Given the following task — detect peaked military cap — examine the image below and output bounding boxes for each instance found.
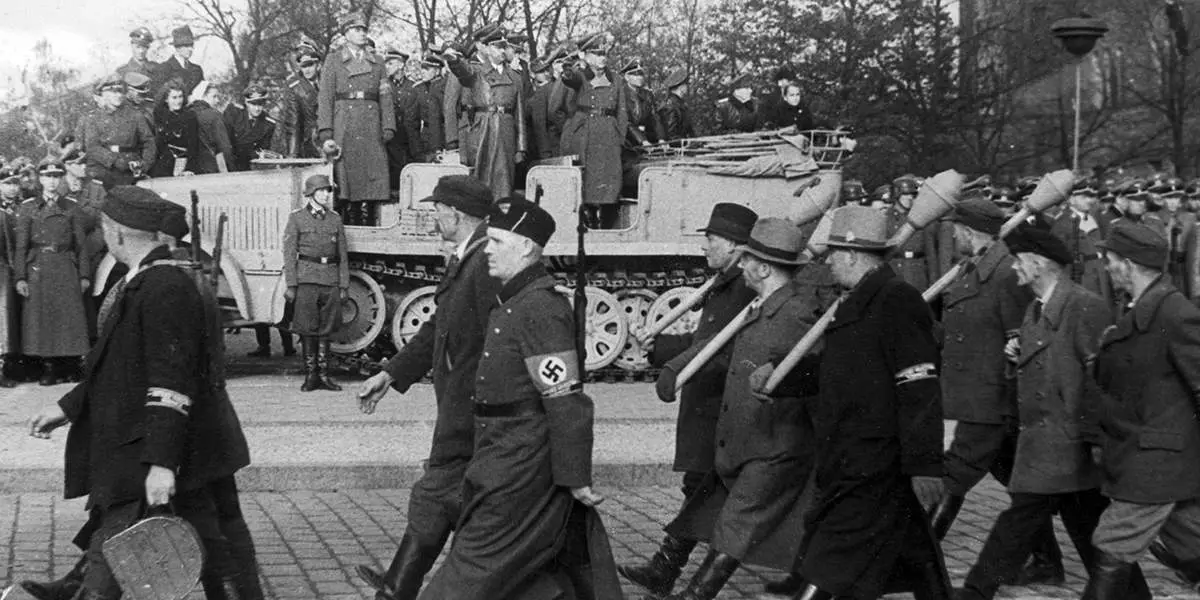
[1071,175,1100,196]
[472,24,506,44]
[341,12,368,33]
[663,67,689,89]
[123,71,151,93]
[130,27,154,47]
[420,51,445,69]
[577,32,611,53]
[96,73,126,94]
[36,158,65,176]
[491,197,556,247]
[1150,174,1186,198]
[243,85,269,104]
[384,48,410,62]
[620,58,645,76]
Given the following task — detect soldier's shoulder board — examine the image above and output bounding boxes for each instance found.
[288,79,301,89]
[265,116,277,124]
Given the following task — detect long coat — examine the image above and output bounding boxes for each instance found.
[446,59,528,198]
[626,84,665,145]
[1095,277,1200,504]
[385,76,425,186]
[528,81,555,159]
[652,266,755,473]
[800,265,945,600]
[150,105,201,177]
[0,207,16,354]
[1050,208,1113,311]
[318,46,395,202]
[658,93,695,141]
[560,66,628,206]
[14,196,90,357]
[941,243,1032,423]
[1008,279,1110,494]
[58,246,250,509]
[189,101,234,175]
[666,282,819,571]
[283,73,321,158]
[415,76,446,156]
[417,265,621,600]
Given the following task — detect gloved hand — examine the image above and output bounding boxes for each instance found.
[655,366,678,403]
[514,151,526,164]
[383,129,394,143]
[15,280,28,297]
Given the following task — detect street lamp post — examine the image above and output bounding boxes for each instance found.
[1051,15,1108,172]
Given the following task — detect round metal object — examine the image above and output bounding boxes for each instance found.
[644,286,702,337]
[559,286,629,371]
[330,270,388,354]
[1051,16,1108,56]
[391,285,439,350]
[614,289,660,371]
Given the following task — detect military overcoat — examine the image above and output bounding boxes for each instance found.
[445,59,528,198]
[14,196,90,356]
[318,47,395,202]
[80,104,156,188]
[283,73,321,159]
[560,65,629,206]
[415,76,446,157]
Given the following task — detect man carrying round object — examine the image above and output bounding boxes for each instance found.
[283,174,349,392]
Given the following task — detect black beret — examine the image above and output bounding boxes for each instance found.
[101,186,180,233]
[1005,223,1072,266]
[159,205,190,240]
[490,197,556,247]
[419,175,492,219]
[1099,221,1168,269]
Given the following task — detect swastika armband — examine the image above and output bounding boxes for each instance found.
[895,363,937,385]
[146,387,192,416]
[524,351,582,398]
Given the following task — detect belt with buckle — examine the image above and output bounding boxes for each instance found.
[108,145,138,153]
[474,398,544,418]
[335,91,380,102]
[1079,253,1103,262]
[901,251,925,259]
[36,244,69,253]
[298,253,339,265]
[477,105,513,114]
[584,107,616,117]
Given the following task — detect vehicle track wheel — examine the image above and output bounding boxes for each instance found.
[556,286,630,372]
[644,286,702,337]
[614,289,660,371]
[330,270,388,354]
[391,286,439,350]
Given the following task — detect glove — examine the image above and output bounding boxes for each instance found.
[514,151,526,164]
[655,366,678,403]
[285,286,296,301]
[15,280,28,297]
[383,129,394,143]
[318,129,334,143]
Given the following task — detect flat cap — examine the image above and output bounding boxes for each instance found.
[129,27,154,46]
[419,175,493,219]
[948,196,1006,235]
[490,197,556,247]
[1005,223,1072,266]
[1099,221,1168,269]
[102,186,181,233]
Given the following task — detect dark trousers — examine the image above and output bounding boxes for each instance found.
[253,300,295,350]
[964,488,1108,598]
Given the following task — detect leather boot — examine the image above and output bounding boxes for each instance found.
[764,573,806,595]
[1010,521,1065,586]
[1149,540,1200,589]
[1080,554,1150,600]
[38,359,57,386]
[300,338,321,392]
[0,355,17,388]
[931,495,965,540]
[617,535,697,596]
[21,555,87,600]
[662,551,738,600]
[792,583,835,600]
[356,534,443,600]
[316,339,342,391]
[280,333,296,357]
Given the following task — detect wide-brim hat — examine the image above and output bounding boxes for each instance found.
[738,218,808,266]
[1098,221,1169,269]
[419,174,493,219]
[698,202,758,244]
[824,205,890,251]
[303,174,335,196]
[663,68,689,89]
[171,25,195,47]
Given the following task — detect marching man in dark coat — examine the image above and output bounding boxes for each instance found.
[14,160,90,386]
[763,205,951,599]
[954,224,1112,600]
[1085,221,1200,598]
[929,198,1065,584]
[282,174,349,392]
[28,185,253,600]
[416,198,621,599]
[356,176,499,600]
[619,202,757,596]
[283,46,323,159]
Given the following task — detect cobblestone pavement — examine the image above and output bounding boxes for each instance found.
[3,480,1199,599]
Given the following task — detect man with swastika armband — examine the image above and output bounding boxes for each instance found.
[755,205,951,600]
[416,198,622,600]
[27,186,252,600]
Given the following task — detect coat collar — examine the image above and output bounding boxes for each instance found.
[747,281,798,323]
[498,263,552,304]
[834,263,895,326]
[975,242,1010,282]
[125,245,176,292]
[340,46,378,64]
[1131,276,1175,333]
[712,265,743,291]
[1036,275,1072,330]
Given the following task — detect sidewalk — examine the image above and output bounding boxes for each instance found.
[2,482,1198,599]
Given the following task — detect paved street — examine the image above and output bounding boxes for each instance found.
[1,332,1198,598]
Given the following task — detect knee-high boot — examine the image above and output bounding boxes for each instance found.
[300,337,321,392]
[316,338,342,391]
[357,533,445,600]
[661,550,738,600]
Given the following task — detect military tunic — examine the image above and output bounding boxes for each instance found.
[1050,208,1113,311]
[14,196,90,357]
[318,46,395,202]
[659,92,695,141]
[446,58,528,199]
[885,205,940,291]
[385,75,424,189]
[529,80,556,159]
[223,104,277,172]
[283,73,321,158]
[561,66,628,206]
[418,265,621,599]
[116,57,157,81]
[80,104,156,188]
[281,204,348,336]
[626,84,665,145]
[415,76,446,158]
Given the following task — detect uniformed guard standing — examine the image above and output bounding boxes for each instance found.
[414,52,447,162]
[1049,176,1114,312]
[355,175,500,600]
[560,32,628,226]
[80,74,156,189]
[14,160,90,386]
[0,174,17,388]
[283,46,322,159]
[767,205,951,599]
[415,197,621,600]
[622,58,665,146]
[60,150,108,342]
[716,74,763,134]
[156,26,205,98]
[384,48,423,193]
[1153,177,1195,295]
[619,203,757,596]
[318,13,395,220]
[116,27,158,82]
[1085,222,1200,598]
[886,174,941,290]
[224,86,277,172]
[282,174,348,392]
[659,68,695,142]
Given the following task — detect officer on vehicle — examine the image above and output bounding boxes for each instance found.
[282,175,348,392]
[716,73,763,133]
[283,45,322,159]
[123,72,155,123]
[80,74,156,188]
[116,27,157,81]
[414,52,447,162]
[622,58,665,146]
[157,25,205,98]
[384,48,423,191]
[224,85,277,172]
[659,68,694,141]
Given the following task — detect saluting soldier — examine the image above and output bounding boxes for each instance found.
[413,52,447,161]
[0,170,16,388]
[28,186,254,600]
[14,160,90,387]
[318,13,395,215]
[355,176,500,600]
[282,174,349,392]
[885,174,941,290]
[416,197,620,600]
[116,27,158,82]
[762,205,951,599]
[80,74,156,188]
[156,26,205,98]
[283,46,322,159]
[384,48,423,192]
[622,58,665,146]
[619,203,758,596]
[716,73,763,134]
[561,32,627,226]
[224,85,277,172]
[443,25,528,198]
[659,68,694,141]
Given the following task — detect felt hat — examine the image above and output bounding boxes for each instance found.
[738,218,808,266]
[697,202,758,244]
[419,175,493,219]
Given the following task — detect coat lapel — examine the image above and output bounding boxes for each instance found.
[1017,279,1071,366]
[829,264,893,331]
